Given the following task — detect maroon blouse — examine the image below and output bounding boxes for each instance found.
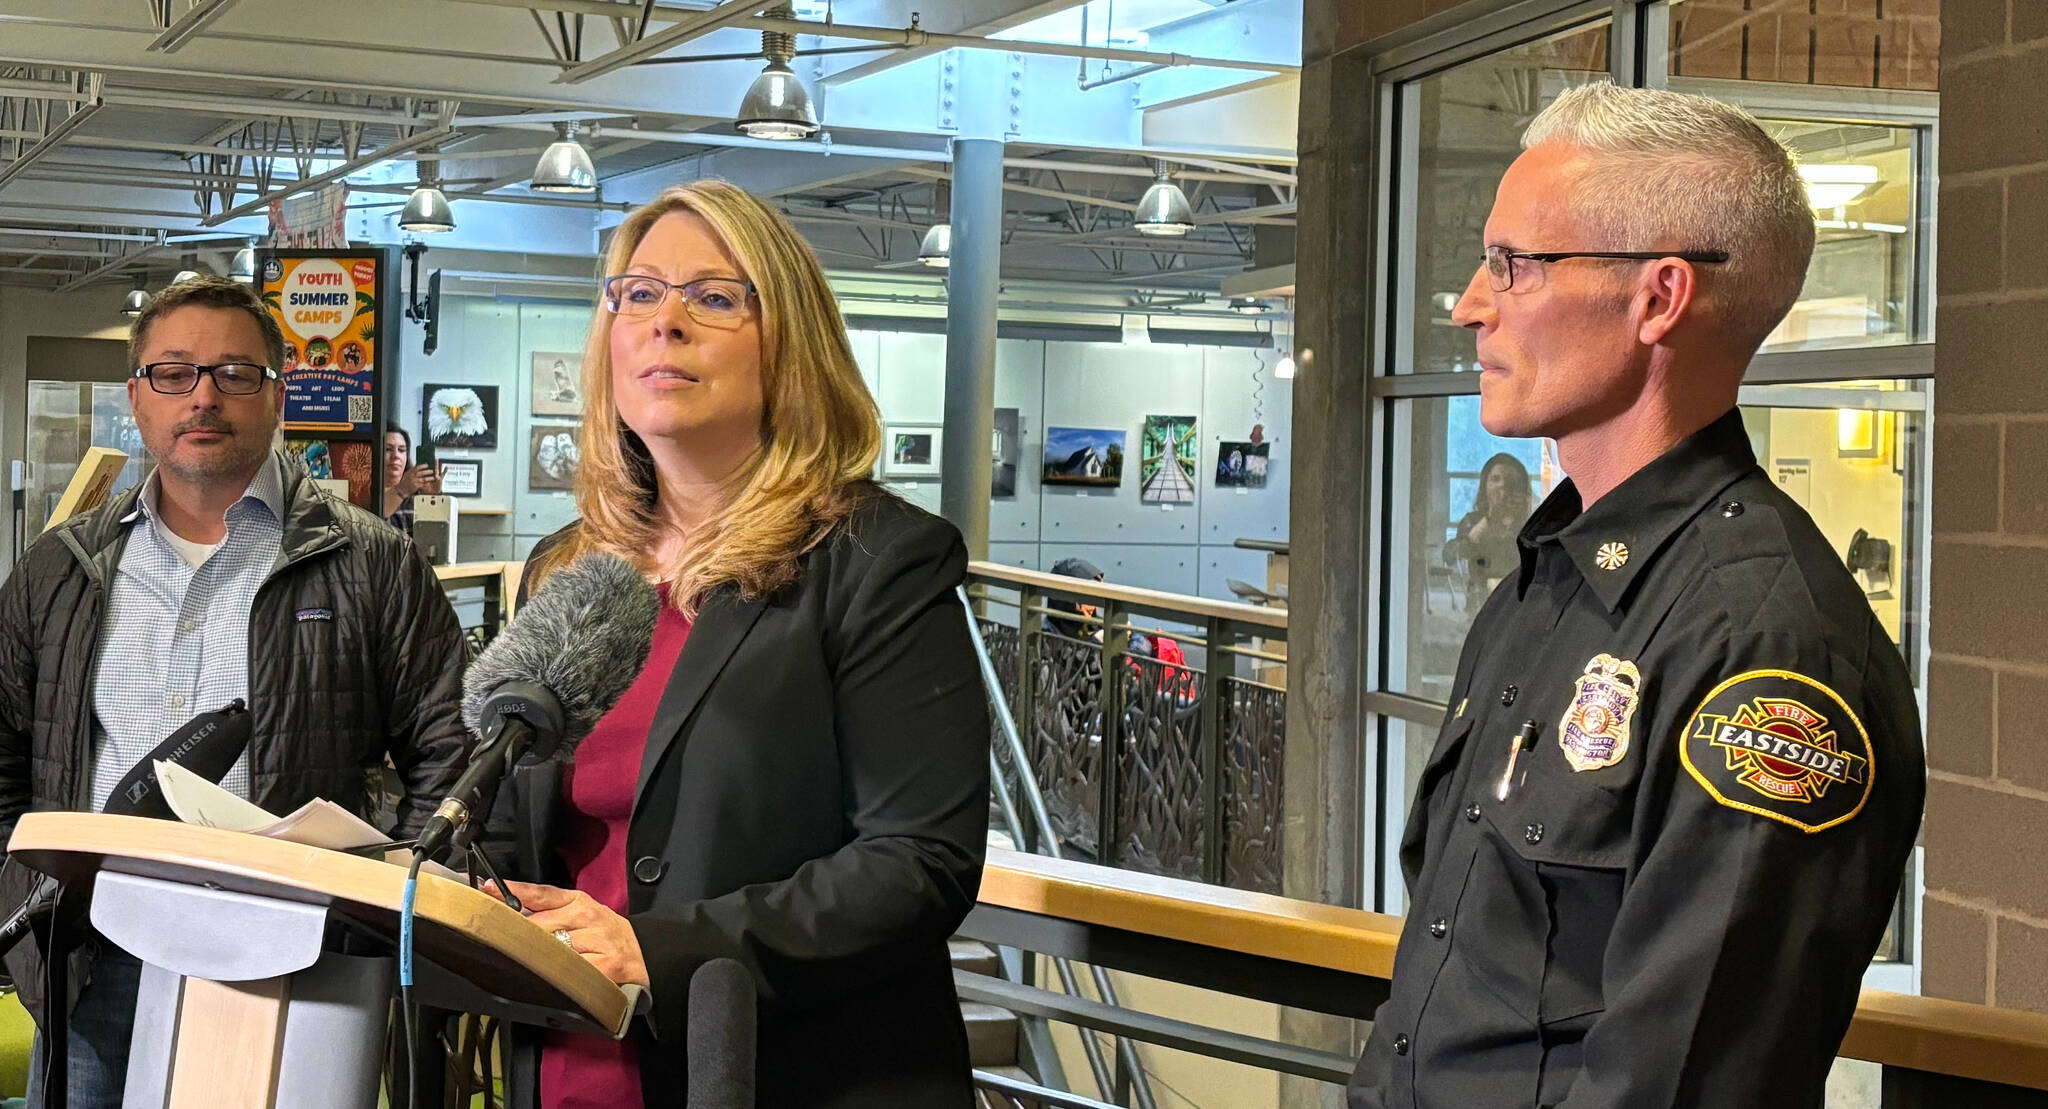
[540,587,691,1109]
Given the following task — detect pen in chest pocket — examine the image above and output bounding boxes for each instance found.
[1495,720,1540,802]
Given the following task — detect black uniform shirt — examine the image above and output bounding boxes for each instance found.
[1349,408,1925,1109]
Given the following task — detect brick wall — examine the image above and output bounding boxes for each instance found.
[1923,0,2048,1011]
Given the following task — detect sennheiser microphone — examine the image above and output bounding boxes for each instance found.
[414,552,658,862]
[0,699,255,958]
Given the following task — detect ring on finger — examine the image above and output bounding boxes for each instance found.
[554,928,574,948]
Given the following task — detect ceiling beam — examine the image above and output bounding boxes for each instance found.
[0,89,105,193]
[553,0,763,85]
[148,0,241,54]
[0,225,157,243]
[57,241,174,292]
[98,88,428,127]
[203,121,453,225]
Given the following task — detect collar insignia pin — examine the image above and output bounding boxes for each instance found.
[1594,542,1629,571]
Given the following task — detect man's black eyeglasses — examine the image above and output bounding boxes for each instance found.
[1484,246,1730,293]
[133,362,279,396]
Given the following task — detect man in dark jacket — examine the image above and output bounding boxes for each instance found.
[0,276,470,1107]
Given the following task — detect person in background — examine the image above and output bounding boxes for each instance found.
[491,179,989,1109]
[1445,451,1534,610]
[382,421,440,533]
[0,276,470,1108]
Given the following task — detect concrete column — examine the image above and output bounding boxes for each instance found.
[937,135,1001,557]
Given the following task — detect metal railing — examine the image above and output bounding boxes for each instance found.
[964,563,1288,895]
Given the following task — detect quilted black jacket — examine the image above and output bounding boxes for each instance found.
[0,451,472,1028]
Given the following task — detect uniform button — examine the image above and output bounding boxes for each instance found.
[169,693,185,709]
[1464,803,1481,822]
[1429,917,1447,939]
[1393,1034,1410,1056]
[1499,685,1518,707]
[631,856,668,884]
[1524,823,1544,844]
[1720,501,1744,518]
[178,619,195,633]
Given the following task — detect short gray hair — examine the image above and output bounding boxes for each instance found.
[1521,82,1815,356]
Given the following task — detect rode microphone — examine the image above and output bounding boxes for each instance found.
[414,553,658,862]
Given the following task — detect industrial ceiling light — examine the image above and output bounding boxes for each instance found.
[1228,296,1267,314]
[1133,160,1195,237]
[918,223,953,268]
[1799,163,1881,210]
[1274,350,1296,379]
[737,9,820,140]
[170,268,203,285]
[120,280,150,318]
[400,153,457,232]
[399,185,456,233]
[532,121,597,193]
[229,241,257,283]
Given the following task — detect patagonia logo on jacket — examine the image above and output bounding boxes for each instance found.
[295,608,334,622]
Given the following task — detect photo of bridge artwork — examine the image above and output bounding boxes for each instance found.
[1140,415,1198,504]
[1043,426,1126,488]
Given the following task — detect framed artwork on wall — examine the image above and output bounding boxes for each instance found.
[991,408,1020,497]
[423,384,498,449]
[1042,426,1125,487]
[438,458,482,497]
[883,423,943,480]
[1140,414,1198,504]
[531,352,584,417]
[1215,440,1270,489]
[529,425,580,491]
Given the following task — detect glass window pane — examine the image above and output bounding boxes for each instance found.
[1392,21,1612,375]
[1737,380,1928,673]
[1668,0,1939,93]
[1761,120,1923,352]
[1383,396,1562,700]
[1384,383,1926,705]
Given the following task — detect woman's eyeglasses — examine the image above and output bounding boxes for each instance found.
[603,275,756,329]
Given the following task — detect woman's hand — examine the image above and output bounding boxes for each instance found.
[413,463,442,496]
[493,880,651,989]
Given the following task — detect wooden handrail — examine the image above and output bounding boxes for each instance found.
[981,849,2048,1090]
[967,562,1289,631]
[982,848,1399,979]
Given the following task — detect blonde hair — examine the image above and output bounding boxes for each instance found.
[534,179,882,613]
[1522,82,1816,356]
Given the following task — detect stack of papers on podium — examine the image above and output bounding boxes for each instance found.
[153,759,464,879]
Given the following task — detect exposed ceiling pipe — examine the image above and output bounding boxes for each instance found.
[739,15,1300,77]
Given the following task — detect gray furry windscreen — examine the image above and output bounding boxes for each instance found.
[460,552,660,740]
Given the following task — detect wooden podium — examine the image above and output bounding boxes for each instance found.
[8,812,636,1109]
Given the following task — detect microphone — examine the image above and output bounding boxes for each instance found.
[0,700,255,959]
[687,958,756,1109]
[414,552,659,862]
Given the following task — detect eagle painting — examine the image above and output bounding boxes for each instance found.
[424,385,497,449]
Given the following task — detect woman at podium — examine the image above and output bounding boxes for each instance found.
[496,179,991,1109]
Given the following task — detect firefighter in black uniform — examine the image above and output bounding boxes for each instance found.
[1348,84,1925,1109]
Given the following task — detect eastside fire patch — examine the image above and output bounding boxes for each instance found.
[1680,670,1873,834]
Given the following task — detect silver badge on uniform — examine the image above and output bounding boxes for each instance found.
[1558,654,1642,772]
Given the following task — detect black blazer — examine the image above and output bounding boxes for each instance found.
[501,489,990,1108]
